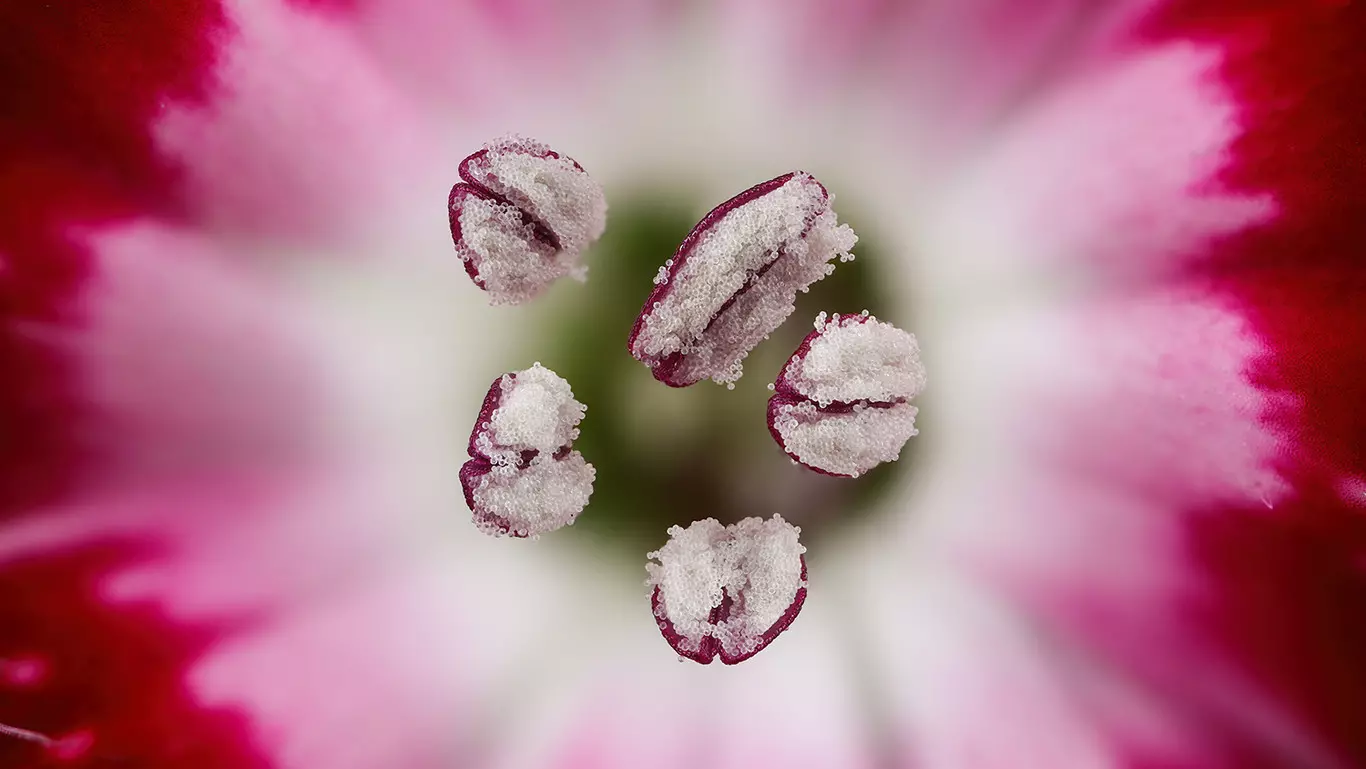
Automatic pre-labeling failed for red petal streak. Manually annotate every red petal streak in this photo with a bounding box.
[0,3,227,518]
[454,148,570,253]
[0,541,267,767]
[1152,4,1366,763]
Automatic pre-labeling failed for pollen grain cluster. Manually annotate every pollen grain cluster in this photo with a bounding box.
[452,144,925,664]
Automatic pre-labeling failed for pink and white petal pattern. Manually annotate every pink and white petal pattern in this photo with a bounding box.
[0,467,593,769]
[906,290,1320,764]
[909,34,1276,297]
[856,553,1292,769]
[0,1,228,521]
[153,0,444,245]
[3,2,1365,769]
[1138,5,1366,763]
[1,3,505,767]
[872,4,1366,768]
[498,585,879,769]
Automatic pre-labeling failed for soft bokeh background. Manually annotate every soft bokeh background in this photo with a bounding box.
[3,2,1365,768]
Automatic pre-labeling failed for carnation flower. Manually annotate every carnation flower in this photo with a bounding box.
[2,3,1364,768]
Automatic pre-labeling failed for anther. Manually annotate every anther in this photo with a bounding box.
[629,173,857,387]
[768,312,926,477]
[450,135,607,305]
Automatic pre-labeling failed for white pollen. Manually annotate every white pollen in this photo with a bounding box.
[453,135,607,305]
[484,363,586,458]
[633,173,857,385]
[456,197,559,304]
[479,137,607,256]
[471,452,596,538]
[771,400,920,478]
[646,515,806,660]
[464,363,595,537]
[770,313,926,476]
[787,315,927,404]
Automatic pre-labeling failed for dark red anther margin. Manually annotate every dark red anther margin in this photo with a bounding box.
[449,145,591,290]
[460,373,522,536]
[459,371,578,537]
[651,557,808,665]
[766,314,907,478]
[627,172,830,387]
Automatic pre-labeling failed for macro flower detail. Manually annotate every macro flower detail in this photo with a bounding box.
[5,3,1366,768]
[646,516,808,665]
[628,172,857,387]
[460,364,595,538]
[449,135,607,305]
[768,312,927,477]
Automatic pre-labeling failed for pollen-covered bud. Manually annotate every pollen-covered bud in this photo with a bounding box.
[449,135,608,305]
[628,172,857,387]
[460,363,596,537]
[768,312,927,477]
[646,515,808,665]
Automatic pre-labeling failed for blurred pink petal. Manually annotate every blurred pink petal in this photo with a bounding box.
[0,1,227,519]
[912,42,1274,281]
[151,0,455,243]
[903,4,1366,767]
[0,536,266,768]
[910,290,1307,764]
[1,2,1363,769]
[72,224,336,487]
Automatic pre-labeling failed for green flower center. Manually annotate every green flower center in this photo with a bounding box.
[514,191,918,556]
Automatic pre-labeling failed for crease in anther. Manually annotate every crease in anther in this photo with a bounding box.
[460,363,595,538]
[449,135,607,305]
[629,172,858,387]
[768,312,927,477]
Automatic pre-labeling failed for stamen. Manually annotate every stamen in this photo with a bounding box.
[461,363,595,537]
[645,515,808,664]
[768,312,927,477]
[628,172,858,387]
[0,721,53,747]
[449,135,608,305]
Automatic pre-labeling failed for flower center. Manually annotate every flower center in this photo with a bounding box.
[512,191,920,555]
